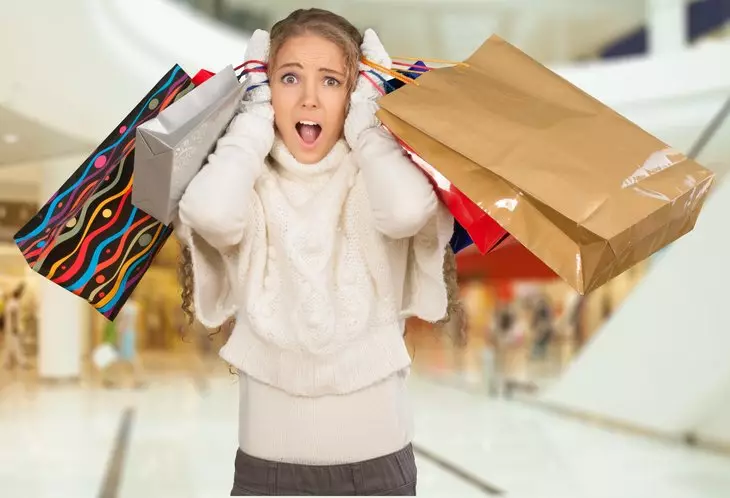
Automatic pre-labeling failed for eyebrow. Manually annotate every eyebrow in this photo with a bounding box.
[276,62,345,77]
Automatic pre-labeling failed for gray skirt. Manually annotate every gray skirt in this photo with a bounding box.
[231,443,417,496]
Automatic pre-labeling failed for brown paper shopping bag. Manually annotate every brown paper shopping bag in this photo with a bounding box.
[377,35,715,294]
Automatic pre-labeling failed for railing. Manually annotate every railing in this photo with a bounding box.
[601,0,730,59]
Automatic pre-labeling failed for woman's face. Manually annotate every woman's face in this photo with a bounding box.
[270,34,350,164]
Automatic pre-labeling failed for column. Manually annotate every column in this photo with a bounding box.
[646,0,688,54]
[34,154,90,381]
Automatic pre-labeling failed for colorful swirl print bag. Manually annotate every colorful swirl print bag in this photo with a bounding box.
[14,66,193,320]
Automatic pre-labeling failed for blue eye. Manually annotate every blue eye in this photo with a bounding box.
[324,77,341,87]
[281,73,298,84]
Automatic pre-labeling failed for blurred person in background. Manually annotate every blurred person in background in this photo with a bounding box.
[174,8,459,495]
[487,301,523,397]
[0,284,29,370]
[482,306,497,395]
[554,291,584,369]
[531,295,555,360]
[115,297,145,388]
[0,289,6,333]
[0,289,6,358]
[100,317,119,387]
[145,297,164,349]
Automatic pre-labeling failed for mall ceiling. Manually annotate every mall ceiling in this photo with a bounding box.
[0,106,94,202]
[0,106,92,168]
[223,0,658,61]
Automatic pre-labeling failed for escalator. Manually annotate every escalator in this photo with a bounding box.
[544,92,730,448]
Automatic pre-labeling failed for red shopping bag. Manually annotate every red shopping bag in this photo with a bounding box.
[192,69,216,86]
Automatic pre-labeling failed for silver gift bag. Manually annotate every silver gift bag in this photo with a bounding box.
[133,66,245,225]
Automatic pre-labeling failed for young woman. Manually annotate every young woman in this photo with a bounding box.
[176,8,459,496]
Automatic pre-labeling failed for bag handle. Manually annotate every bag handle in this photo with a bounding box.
[392,56,470,67]
[235,60,268,82]
[362,58,418,86]
[361,56,469,87]
[235,59,267,72]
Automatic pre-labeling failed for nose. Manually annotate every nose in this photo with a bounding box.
[300,80,320,109]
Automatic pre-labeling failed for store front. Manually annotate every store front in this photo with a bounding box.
[0,201,42,364]
[404,241,650,395]
[1,200,221,373]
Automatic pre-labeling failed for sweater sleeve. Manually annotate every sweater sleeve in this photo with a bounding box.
[173,206,252,329]
[177,110,270,250]
[353,126,438,240]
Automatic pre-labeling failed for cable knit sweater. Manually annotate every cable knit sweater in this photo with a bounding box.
[176,126,453,397]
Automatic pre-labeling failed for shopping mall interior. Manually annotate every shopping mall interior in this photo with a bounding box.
[2,0,730,496]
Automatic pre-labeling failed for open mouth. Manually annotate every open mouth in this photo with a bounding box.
[295,120,322,148]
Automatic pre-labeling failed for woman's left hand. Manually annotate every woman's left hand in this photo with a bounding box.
[344,29,391,149]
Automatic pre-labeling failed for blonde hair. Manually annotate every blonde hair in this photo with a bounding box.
[179,8,464,341]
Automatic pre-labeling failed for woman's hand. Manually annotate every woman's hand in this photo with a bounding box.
[344,30,439,239]
[238,28,275,157]
[344,29,391,149]
[176,29,275,250]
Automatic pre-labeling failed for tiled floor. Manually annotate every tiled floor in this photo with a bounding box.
[409,380,730,498]
[1,359,729,498]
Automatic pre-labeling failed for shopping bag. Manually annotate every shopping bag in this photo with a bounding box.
[382,62,509,254]
[398,135,510,254]
[133,65,246,225]
[14,66,194,320]
[192,69,216,86]
[92,343,119,370]
[377,36,715,294]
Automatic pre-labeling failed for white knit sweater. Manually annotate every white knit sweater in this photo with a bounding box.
[176,126,453,397]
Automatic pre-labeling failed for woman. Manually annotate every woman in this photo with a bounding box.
[176,8,457,495]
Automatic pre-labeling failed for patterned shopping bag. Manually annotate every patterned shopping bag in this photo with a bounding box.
[14,65,194,320]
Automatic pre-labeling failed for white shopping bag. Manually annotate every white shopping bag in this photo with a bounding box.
[92,343,119,370]
[133,66,245,224]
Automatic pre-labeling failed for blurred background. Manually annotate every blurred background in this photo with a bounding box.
[1,0,730,497]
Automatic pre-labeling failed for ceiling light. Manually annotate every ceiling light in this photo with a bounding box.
[2,134,20,144]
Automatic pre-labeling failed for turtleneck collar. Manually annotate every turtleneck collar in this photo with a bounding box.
[269,135,350,181]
